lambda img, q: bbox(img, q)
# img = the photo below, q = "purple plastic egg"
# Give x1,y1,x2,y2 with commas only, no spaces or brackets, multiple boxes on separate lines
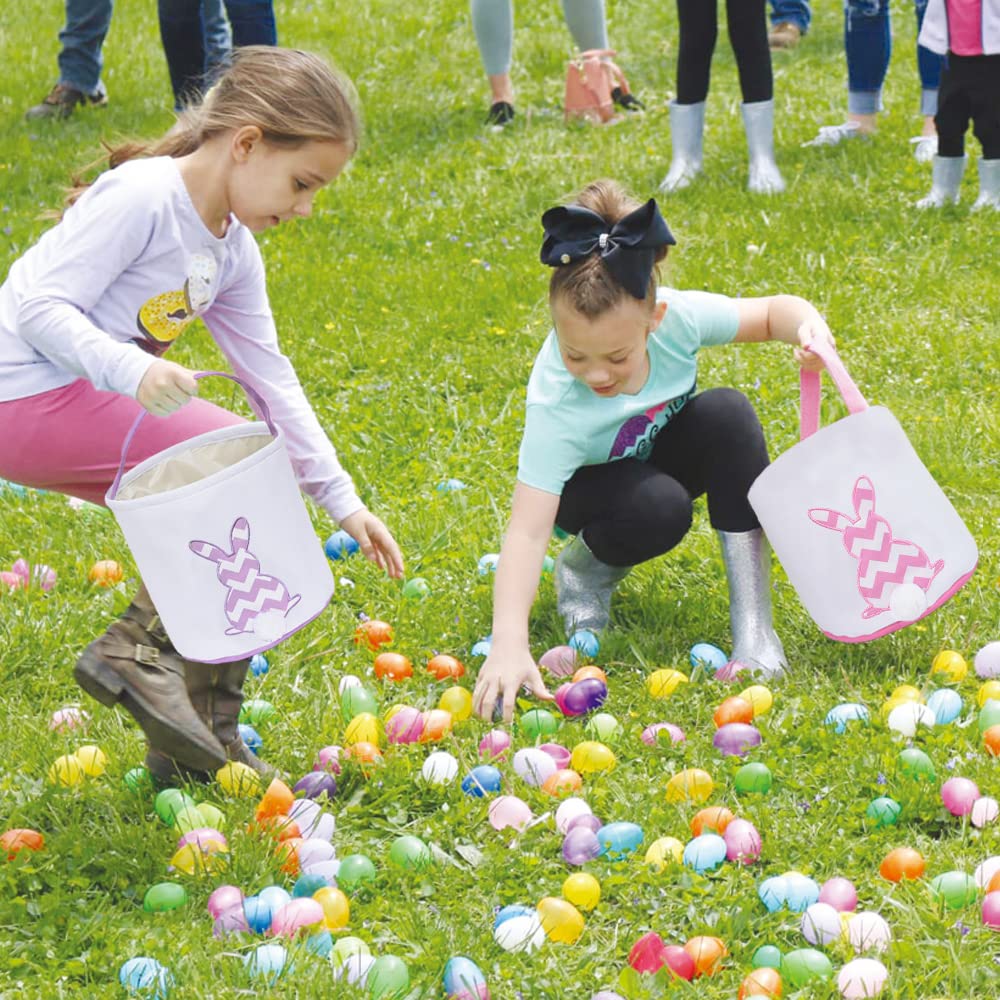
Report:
207,884,244,919
554,683,582,717
562,827,602,866
293,771,337,801
539,645,578,677
563,679,608,716
538,743,572,769
479,730,512,759
712,722,762,757
941,777,980,817
723,818,761,864
566,813,603,835
213,905,249,938
819,876,858,912
386,707,425,744
641,722,686,746
313,745,342,775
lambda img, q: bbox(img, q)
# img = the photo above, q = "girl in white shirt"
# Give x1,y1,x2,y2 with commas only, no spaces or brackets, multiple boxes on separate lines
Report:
0,47,403,782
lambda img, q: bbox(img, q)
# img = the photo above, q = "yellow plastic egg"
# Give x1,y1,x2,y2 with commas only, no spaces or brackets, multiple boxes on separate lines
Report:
932,650,968,683
438,686,473,722
665,768,714,804
314,886,351,930
645,669,689,699
645,836,685,871
890,684,923,703
739,684,773,716
570,740,617,774
344,712,381,747
169,840,227,875
48,754,86,787
537,896,585,944
978,681,1000,707
562,872,601,911
74,744,107,777
216,761,263,797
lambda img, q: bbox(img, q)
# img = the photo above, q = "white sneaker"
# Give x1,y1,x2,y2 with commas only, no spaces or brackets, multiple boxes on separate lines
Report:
803,121,863,147
910,135,938,163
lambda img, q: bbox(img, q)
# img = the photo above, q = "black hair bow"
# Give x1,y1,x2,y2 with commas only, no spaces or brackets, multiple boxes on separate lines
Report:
540,198,676,300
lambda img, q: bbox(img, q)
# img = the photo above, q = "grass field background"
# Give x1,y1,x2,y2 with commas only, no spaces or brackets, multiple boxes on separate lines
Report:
1,1,998,997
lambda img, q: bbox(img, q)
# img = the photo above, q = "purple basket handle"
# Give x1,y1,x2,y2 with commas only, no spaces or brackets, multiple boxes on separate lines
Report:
108,371,278,500
798,338,869,441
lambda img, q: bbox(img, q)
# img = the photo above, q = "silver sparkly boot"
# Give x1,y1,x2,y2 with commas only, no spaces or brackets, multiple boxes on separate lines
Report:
741,99,786,194
973,159,1000,211
917,155,966,208
715,528,787,680
660,101,706,193
554,533,631,654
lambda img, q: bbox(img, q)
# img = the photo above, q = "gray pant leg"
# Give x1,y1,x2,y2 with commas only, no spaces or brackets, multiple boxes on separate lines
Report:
471,0,513,76
561,0,608,51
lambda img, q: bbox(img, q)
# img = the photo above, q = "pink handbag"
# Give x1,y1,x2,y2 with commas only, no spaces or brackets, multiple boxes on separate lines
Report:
564,49,631,124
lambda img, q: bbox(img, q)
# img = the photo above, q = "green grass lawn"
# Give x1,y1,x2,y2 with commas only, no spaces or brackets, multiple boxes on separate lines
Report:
1,1,999,997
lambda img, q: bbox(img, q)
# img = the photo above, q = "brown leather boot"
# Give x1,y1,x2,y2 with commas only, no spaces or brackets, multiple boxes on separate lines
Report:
74,584,227,772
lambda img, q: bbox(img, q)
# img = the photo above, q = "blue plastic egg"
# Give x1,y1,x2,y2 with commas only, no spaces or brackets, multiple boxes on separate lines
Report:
119,956,172,996
759,876,789,912
292,873,329,898
462,765,503,798
596,822,644,858
250,654,270,677
568,629,600,657
683,834,728,873
258,886,292,912
824,703,870,733
243,895,274,935
437,479,467,493
927,688,962,725
477,553,500,575
443,955,488,997
324,529,360,561
471,635,493,657
784,874,821,912
307,930,333,957
690,642,728,672
494,904,536,930
238,723,262,753
244,943,289,981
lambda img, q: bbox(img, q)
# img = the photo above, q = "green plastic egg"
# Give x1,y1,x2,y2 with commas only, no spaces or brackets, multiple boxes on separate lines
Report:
143,881,188,912
735,762,773,794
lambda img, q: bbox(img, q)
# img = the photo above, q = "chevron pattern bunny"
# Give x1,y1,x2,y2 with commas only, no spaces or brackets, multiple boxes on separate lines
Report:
808,476,944,620
189,517,301,636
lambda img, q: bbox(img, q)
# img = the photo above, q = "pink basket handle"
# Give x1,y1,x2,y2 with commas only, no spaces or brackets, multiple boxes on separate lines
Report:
799,338,869,441
108,371,277,500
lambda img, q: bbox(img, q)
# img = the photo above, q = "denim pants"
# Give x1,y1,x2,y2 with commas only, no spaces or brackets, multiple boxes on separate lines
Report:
769,0,811,34
56,0,113,97
845,0,942,116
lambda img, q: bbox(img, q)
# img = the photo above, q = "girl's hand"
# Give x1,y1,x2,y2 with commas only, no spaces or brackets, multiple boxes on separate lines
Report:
794,319,836,372
136,360,198,416
340,508,405,579
473,645,554,724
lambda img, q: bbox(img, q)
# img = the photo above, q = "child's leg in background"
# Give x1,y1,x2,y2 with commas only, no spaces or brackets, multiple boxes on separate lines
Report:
470,0,515,115
918,56,971,207
968,54,1000,209
914,0,941,128
157,0,207,110
845,0,891,128
202,0,233,85
561,0,608,52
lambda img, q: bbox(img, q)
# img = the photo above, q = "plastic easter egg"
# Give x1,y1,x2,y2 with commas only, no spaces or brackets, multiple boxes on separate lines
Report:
537,743,571,770
313,886,350,929
592,993,626,1000
443,956,489,998
641,837,683,873
420,708,453,741
494,904,535,929
684,935,727,977
566,813,602,835
296,839,337,872
819,877,858,912
880,847,926,883
537,896,585,943
516,708,557,741
553,683,578,717
243,895,274,935
313,745,343,775
439,686,472,721
562,827,602,866
982,891,1000,930
646,669,688,699
248,652,269,678
339,674,363,693
344,712,381,747
596,822,643,858
927,688,963,725
471,635,492,657
437,478,468,493
48,754,85,787
887,701,936,737
690,643,728,672
120,956,172,995
217,761,263,797
122,766,152,794
740,685,774,716
932,649,968,683
293,771,337,802
628,931,667,973
972,796,999,828
897,747,935,781
336,952,375,986
49,706,89,732
781,948,833,987
941,776,980,816
373,652,412,682
753,945,783,969
541,769,583,797
723,819,761,864
255,779,295,823
713,722,762,757
237,723,263,755
401,577,431,600
240,698,276,726
976,858,1000,890
341,686,379,722
801,902,842,946
153,789,194,826
324,529,360,561
2,828,44,861
574,665,608,684
171,806,207,835
421,750,459,785
88,559,123,587
665,768,714,804
866,796,901,827
784,873,821,912
930,871,977,909
980,680,1000,706
354,619,393,651
563,679,608,716
213,904,249,939
691,807,734,837
332,935,371,967
270,898,324,937
713,696,754,728
336,854,376,892
539,645,578,677
494,912,545,953
585,712,620,742
511,748,555,787
570,741,616,775
288,798,323,837
389,835,432,871
985,725,1000,759
488,796,533,832
568,629,599,656
478,730,511,760
368,956,410,999
684,833,728,873
846,911,892,953
385,706,423,745
641,722,685,746
563,872,601,910
980,700,1000,733
555,798,593,835
477,553,500,575
975,642,1000,678
735,762,773,794
739,968,781,1000
758,876,788,912
462,765,502,797
825,703,870,733
244,943,288,981
837,957,888,998
292,874,328,899
427,654,466,680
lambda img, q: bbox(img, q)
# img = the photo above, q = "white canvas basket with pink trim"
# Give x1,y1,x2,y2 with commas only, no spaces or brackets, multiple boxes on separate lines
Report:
106,372,334,663
747,340,977,642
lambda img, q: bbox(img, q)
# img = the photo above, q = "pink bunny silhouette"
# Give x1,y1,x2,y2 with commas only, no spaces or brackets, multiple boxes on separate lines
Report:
808,476,944,619
189,516,300,635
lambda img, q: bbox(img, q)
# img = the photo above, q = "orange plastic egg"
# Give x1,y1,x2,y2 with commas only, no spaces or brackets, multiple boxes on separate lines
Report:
690,806,734,837
683,935,727,977
572,666,607,684
987,870,1000,894
254,778,294,822
88,559,124,587
879,846,926,882
739,967,782,999
713,696,754,728
343,741,383,764
373,652,413,681
275,836,302,875
251,815,301,841
353,619,394,651
984,725,1000,756
2,828,45,861
427,654,465,680
542,769,584,797
420,709,453,742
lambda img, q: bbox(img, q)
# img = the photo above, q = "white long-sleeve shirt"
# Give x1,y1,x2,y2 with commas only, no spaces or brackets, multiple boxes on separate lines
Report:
0,156,362,522
919,0,1000,56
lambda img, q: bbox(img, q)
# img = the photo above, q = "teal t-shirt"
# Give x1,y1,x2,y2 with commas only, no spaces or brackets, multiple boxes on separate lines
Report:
517,287,740,496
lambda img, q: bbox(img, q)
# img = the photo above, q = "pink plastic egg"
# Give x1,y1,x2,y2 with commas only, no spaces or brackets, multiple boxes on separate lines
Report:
488,795,533,831
177,827,227,852
538,743,571,770
386,707,425,744
641,722,686,746
972,797,1000,828
801,902,842,946
819,876,858,912
207,884,244,919
539,645,577,677
941,777,980,816
983,891,1000,930
847,911,892,954
313,745,342,775
838,957,888,998
479,730,511,759
269,898,324,937
722,819,761,864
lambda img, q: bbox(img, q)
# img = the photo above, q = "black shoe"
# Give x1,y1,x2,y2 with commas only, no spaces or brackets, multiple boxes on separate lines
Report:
611,87,643,112
486,101,515,126
25,82,108,120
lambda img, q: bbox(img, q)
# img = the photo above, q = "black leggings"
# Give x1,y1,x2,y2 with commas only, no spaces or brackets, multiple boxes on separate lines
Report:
556,388,770,567
676,0,772,105
935,54,1000,159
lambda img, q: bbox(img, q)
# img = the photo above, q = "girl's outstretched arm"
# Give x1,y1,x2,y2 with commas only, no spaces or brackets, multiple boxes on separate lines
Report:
732,295,836,371
473,482,561,724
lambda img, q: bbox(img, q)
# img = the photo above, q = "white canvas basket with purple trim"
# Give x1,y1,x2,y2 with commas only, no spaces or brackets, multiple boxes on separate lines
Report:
106,372,334,663
747,340,977,643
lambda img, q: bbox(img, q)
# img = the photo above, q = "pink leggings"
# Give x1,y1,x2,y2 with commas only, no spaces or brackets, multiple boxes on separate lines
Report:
0,378,244,506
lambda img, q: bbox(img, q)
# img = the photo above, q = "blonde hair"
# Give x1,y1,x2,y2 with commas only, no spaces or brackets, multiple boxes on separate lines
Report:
64,47,360,209
548,179,669,319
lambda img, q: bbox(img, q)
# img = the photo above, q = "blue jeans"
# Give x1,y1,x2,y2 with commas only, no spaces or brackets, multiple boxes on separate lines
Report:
769,0,810,34
845,0,942,116
57,0,113,97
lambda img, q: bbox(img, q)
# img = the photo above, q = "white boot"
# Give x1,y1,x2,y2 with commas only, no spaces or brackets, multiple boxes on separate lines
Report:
973,159,1000,211
660,101,705,192
916,155,966,208
741,99,786,194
